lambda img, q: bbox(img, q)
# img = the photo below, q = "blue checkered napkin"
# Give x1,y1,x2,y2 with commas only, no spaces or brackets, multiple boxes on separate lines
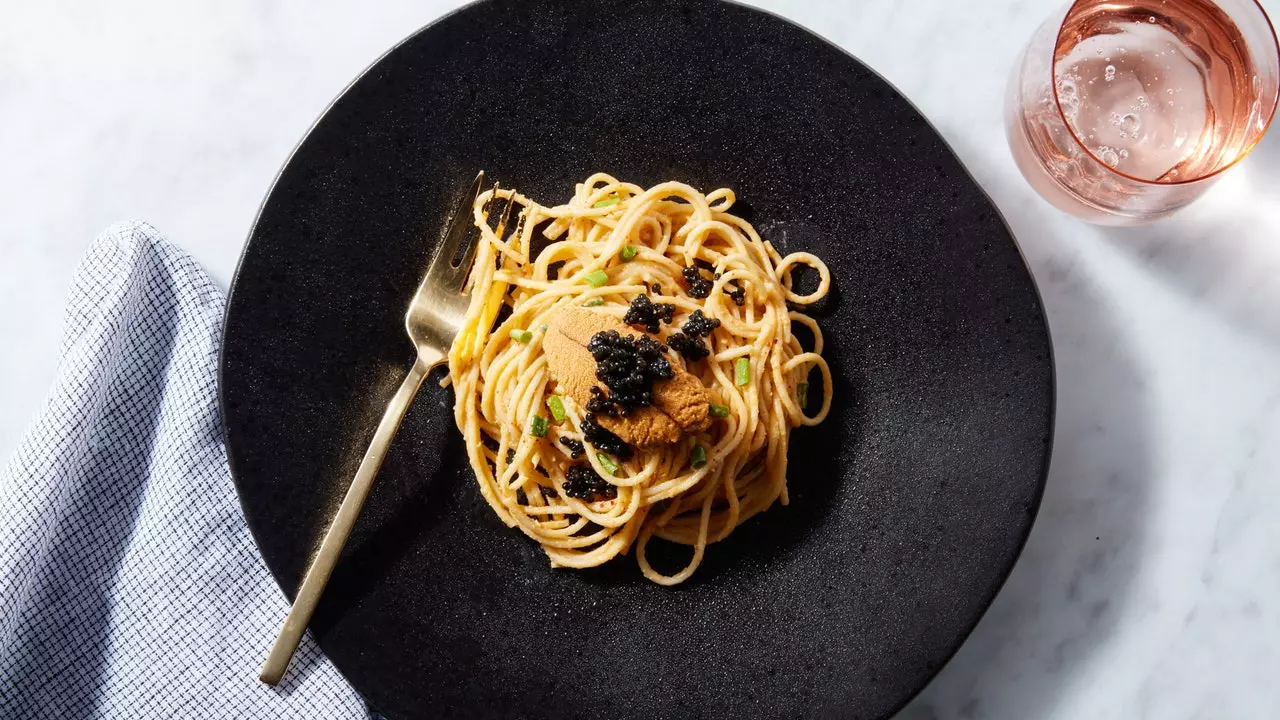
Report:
0,222,374,718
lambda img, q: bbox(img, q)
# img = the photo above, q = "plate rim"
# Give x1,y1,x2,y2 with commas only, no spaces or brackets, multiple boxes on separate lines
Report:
218,0,1057,716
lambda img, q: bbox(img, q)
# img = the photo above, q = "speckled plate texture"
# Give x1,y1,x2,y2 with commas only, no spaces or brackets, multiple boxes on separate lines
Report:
220,0,1055,718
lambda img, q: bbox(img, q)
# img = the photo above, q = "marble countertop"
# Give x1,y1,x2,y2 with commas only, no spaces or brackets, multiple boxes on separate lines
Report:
3,0,1278,717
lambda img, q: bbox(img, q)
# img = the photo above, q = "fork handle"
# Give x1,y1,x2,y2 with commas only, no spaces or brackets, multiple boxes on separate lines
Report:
259,350,438,685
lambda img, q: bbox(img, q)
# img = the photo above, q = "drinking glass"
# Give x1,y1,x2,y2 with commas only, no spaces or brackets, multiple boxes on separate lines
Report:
1007,0,1280,225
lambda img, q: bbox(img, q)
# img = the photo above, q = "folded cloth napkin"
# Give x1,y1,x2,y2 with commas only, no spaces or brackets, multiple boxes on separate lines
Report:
0,223,375,718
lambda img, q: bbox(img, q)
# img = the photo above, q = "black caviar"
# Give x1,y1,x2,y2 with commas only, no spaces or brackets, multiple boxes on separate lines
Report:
586,330,674,415
668,310,721,361
623,294,676,334
586,386,619,416
682,266,713,299
683,309,721,338
563,465,618,502
668,332,710,361
559,437,585,459
580,414,633,460
650,283,662,295
726,280,747,306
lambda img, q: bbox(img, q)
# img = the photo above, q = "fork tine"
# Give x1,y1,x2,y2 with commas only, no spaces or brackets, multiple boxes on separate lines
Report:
451,181,502,281
454,179,521,287
427,170,486,276
493,186,516,240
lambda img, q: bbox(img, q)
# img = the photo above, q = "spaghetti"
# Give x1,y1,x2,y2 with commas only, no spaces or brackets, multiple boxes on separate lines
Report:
447,174,832,585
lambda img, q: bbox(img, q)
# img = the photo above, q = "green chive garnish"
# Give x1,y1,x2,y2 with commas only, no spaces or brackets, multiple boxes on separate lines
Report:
581,298,605,307
734,357,750,387
708,403,730,418
596,453,619,476
593,197,620,208
690,445,708,469
546,395,567,423
529,414,548,438
510,328,533,343
620,245,638,262
583,269,609,287
797,382,809,410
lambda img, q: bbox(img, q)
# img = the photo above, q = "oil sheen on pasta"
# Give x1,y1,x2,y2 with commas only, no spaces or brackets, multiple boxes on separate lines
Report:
446,175,831,585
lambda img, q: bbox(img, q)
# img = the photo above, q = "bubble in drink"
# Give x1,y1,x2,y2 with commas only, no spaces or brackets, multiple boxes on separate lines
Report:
1104,65,1116,81
1148,16,1156,22
1120,149,1130,159
1097,146,1121,167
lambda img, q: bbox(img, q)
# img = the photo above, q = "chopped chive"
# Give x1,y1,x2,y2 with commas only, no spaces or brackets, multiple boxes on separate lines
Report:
581,298,605,307
734,357,751,387
797,382,809,410
538,323,549,332
529,414,548,438
592,197,620,208
546,395,567,423
708,403,730,418
596,452,619,476
690,445,708,469
619,245,638,262
583,269,609,287
509,328,533,343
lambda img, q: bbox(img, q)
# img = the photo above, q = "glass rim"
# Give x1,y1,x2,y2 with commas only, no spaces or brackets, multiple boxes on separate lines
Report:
1049,0,1280,187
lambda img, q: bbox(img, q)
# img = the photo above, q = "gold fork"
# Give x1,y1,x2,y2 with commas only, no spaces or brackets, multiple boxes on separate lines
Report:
259,170,513,684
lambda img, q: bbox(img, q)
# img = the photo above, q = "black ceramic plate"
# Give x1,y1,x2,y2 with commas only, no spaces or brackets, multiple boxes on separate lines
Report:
221,1,1054,718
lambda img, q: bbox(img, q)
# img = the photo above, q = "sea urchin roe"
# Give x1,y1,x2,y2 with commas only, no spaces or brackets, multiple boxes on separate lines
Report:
682,266,713,299
623,294,676,334
559,436,586,459
586,330,674,415
543,306,713,447
580,414,633,460
563,464,617,501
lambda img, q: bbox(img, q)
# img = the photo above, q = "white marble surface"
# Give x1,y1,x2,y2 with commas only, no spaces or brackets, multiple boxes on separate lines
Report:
3,0,1279,717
